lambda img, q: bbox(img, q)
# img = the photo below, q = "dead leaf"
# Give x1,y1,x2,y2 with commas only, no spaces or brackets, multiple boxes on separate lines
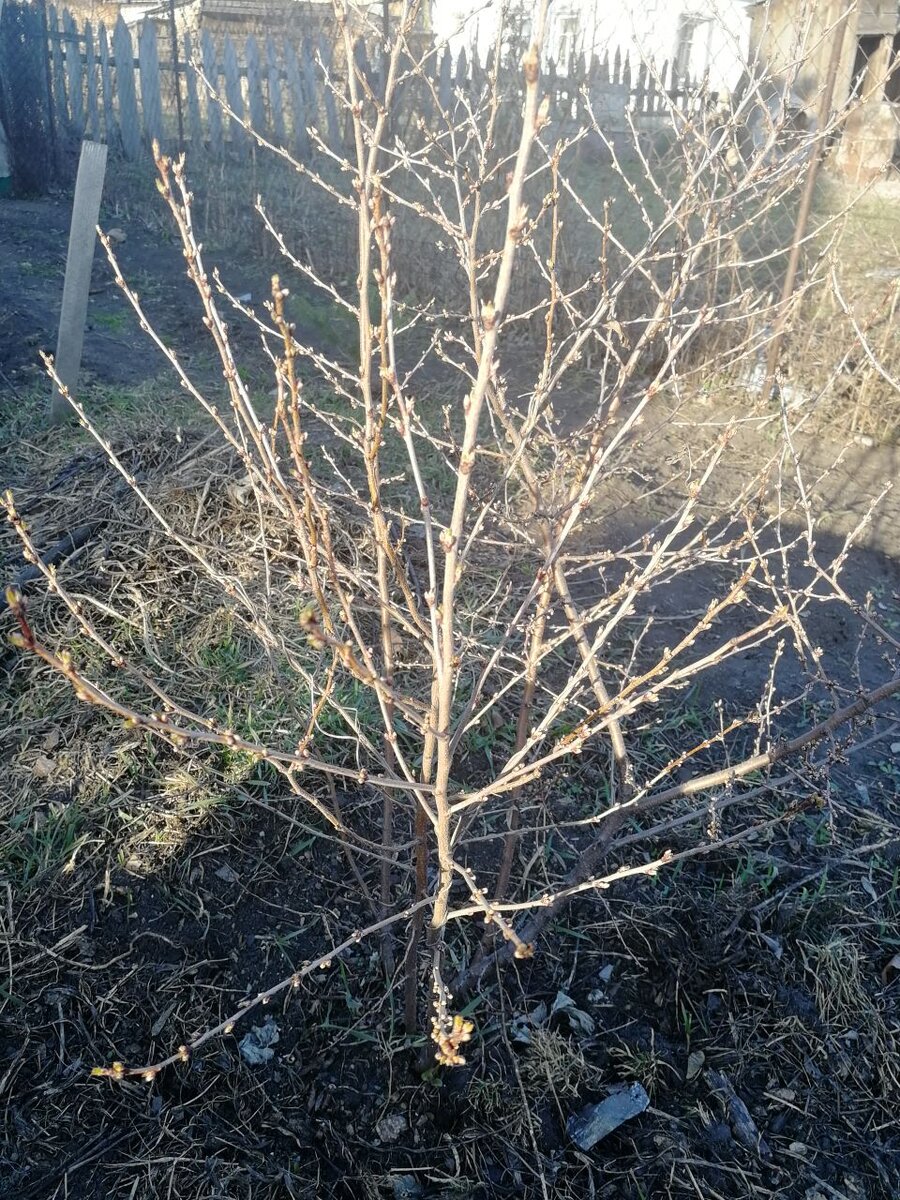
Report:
42,728,61,752
226,477,254,507
686,1050,705,1080
150,1001,177,1038
32,755,55,779
238,1019,280,1065
758,931,783,960
550,991,595,1037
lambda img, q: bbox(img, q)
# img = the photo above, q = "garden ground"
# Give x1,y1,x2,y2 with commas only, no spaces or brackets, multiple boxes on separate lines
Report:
1,173,899,1199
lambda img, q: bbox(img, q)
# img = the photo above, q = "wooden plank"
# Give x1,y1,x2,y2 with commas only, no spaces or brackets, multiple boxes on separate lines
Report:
138,19,163,147
391,46,410,130
454,45,467,97
201,31,222,157
651,62,662,112
416,46,435,127
353,36,373,92
50,140,108,424
438,45,451,112
470,43,485,100
284,38,309,158
113,17,140,159
300,36,317,117
245,34,266,136
98,23,116,146
84,21,100,141
318,34,341,152
184,32,204,152
49,6,68,132
266,35,285,146
658,59,670,111
635,59,647,114
222,35,245,152
63,8,83,134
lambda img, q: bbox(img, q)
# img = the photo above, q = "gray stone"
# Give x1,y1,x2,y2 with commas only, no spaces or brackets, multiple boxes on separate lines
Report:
567,1082,650,1150
391,1175,423,1199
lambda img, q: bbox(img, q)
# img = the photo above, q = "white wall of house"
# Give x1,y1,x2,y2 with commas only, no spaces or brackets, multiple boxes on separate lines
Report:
433,0,752,91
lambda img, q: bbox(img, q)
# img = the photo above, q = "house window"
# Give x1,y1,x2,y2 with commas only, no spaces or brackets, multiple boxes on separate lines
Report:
851,32,900,104
556,13,580,71
674,13,707,85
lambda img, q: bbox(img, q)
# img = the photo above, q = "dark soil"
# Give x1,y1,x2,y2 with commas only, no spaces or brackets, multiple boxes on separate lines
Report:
1,185,898,1200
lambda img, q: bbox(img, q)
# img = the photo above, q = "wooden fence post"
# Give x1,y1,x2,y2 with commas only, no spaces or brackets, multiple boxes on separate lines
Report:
297,37,315,134
265,34,285,146
184,32,203,153
284,38,309,158
635,59,647,115
658,60,671,112
318,34,341,153
84,20,99,140
222,35,245,153
50,139,108,423
438,45,451,112
200,31,222,157
454,44,467,104
245,34,265,136
62,8,83,133
138,19,163,147
113,16,140,158
98,21,116,146
48,6,66,132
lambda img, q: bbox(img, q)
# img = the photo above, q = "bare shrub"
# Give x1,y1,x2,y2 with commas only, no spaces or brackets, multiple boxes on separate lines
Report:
5,0,899,1081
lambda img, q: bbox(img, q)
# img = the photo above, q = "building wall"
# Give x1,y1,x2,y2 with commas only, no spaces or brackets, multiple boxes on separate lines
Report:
61,0,148,33
434,1,750,91
747,0,861,111
858,0,899,38
749,1,900,174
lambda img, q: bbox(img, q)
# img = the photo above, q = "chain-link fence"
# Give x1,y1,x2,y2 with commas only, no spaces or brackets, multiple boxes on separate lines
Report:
2,0,899,436
0,0,759,184
2,3,898,183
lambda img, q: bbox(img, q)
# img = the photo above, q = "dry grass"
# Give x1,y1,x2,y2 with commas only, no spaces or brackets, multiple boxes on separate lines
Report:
3,410,898,1197
117,129,900,448
3,10,900,1193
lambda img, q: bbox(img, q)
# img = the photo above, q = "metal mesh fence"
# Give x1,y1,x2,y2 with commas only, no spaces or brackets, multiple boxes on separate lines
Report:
1,1,899,436
0,2,894,190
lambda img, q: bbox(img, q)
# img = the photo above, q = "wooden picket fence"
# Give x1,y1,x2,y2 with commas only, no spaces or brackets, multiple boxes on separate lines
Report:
38,5,703,165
